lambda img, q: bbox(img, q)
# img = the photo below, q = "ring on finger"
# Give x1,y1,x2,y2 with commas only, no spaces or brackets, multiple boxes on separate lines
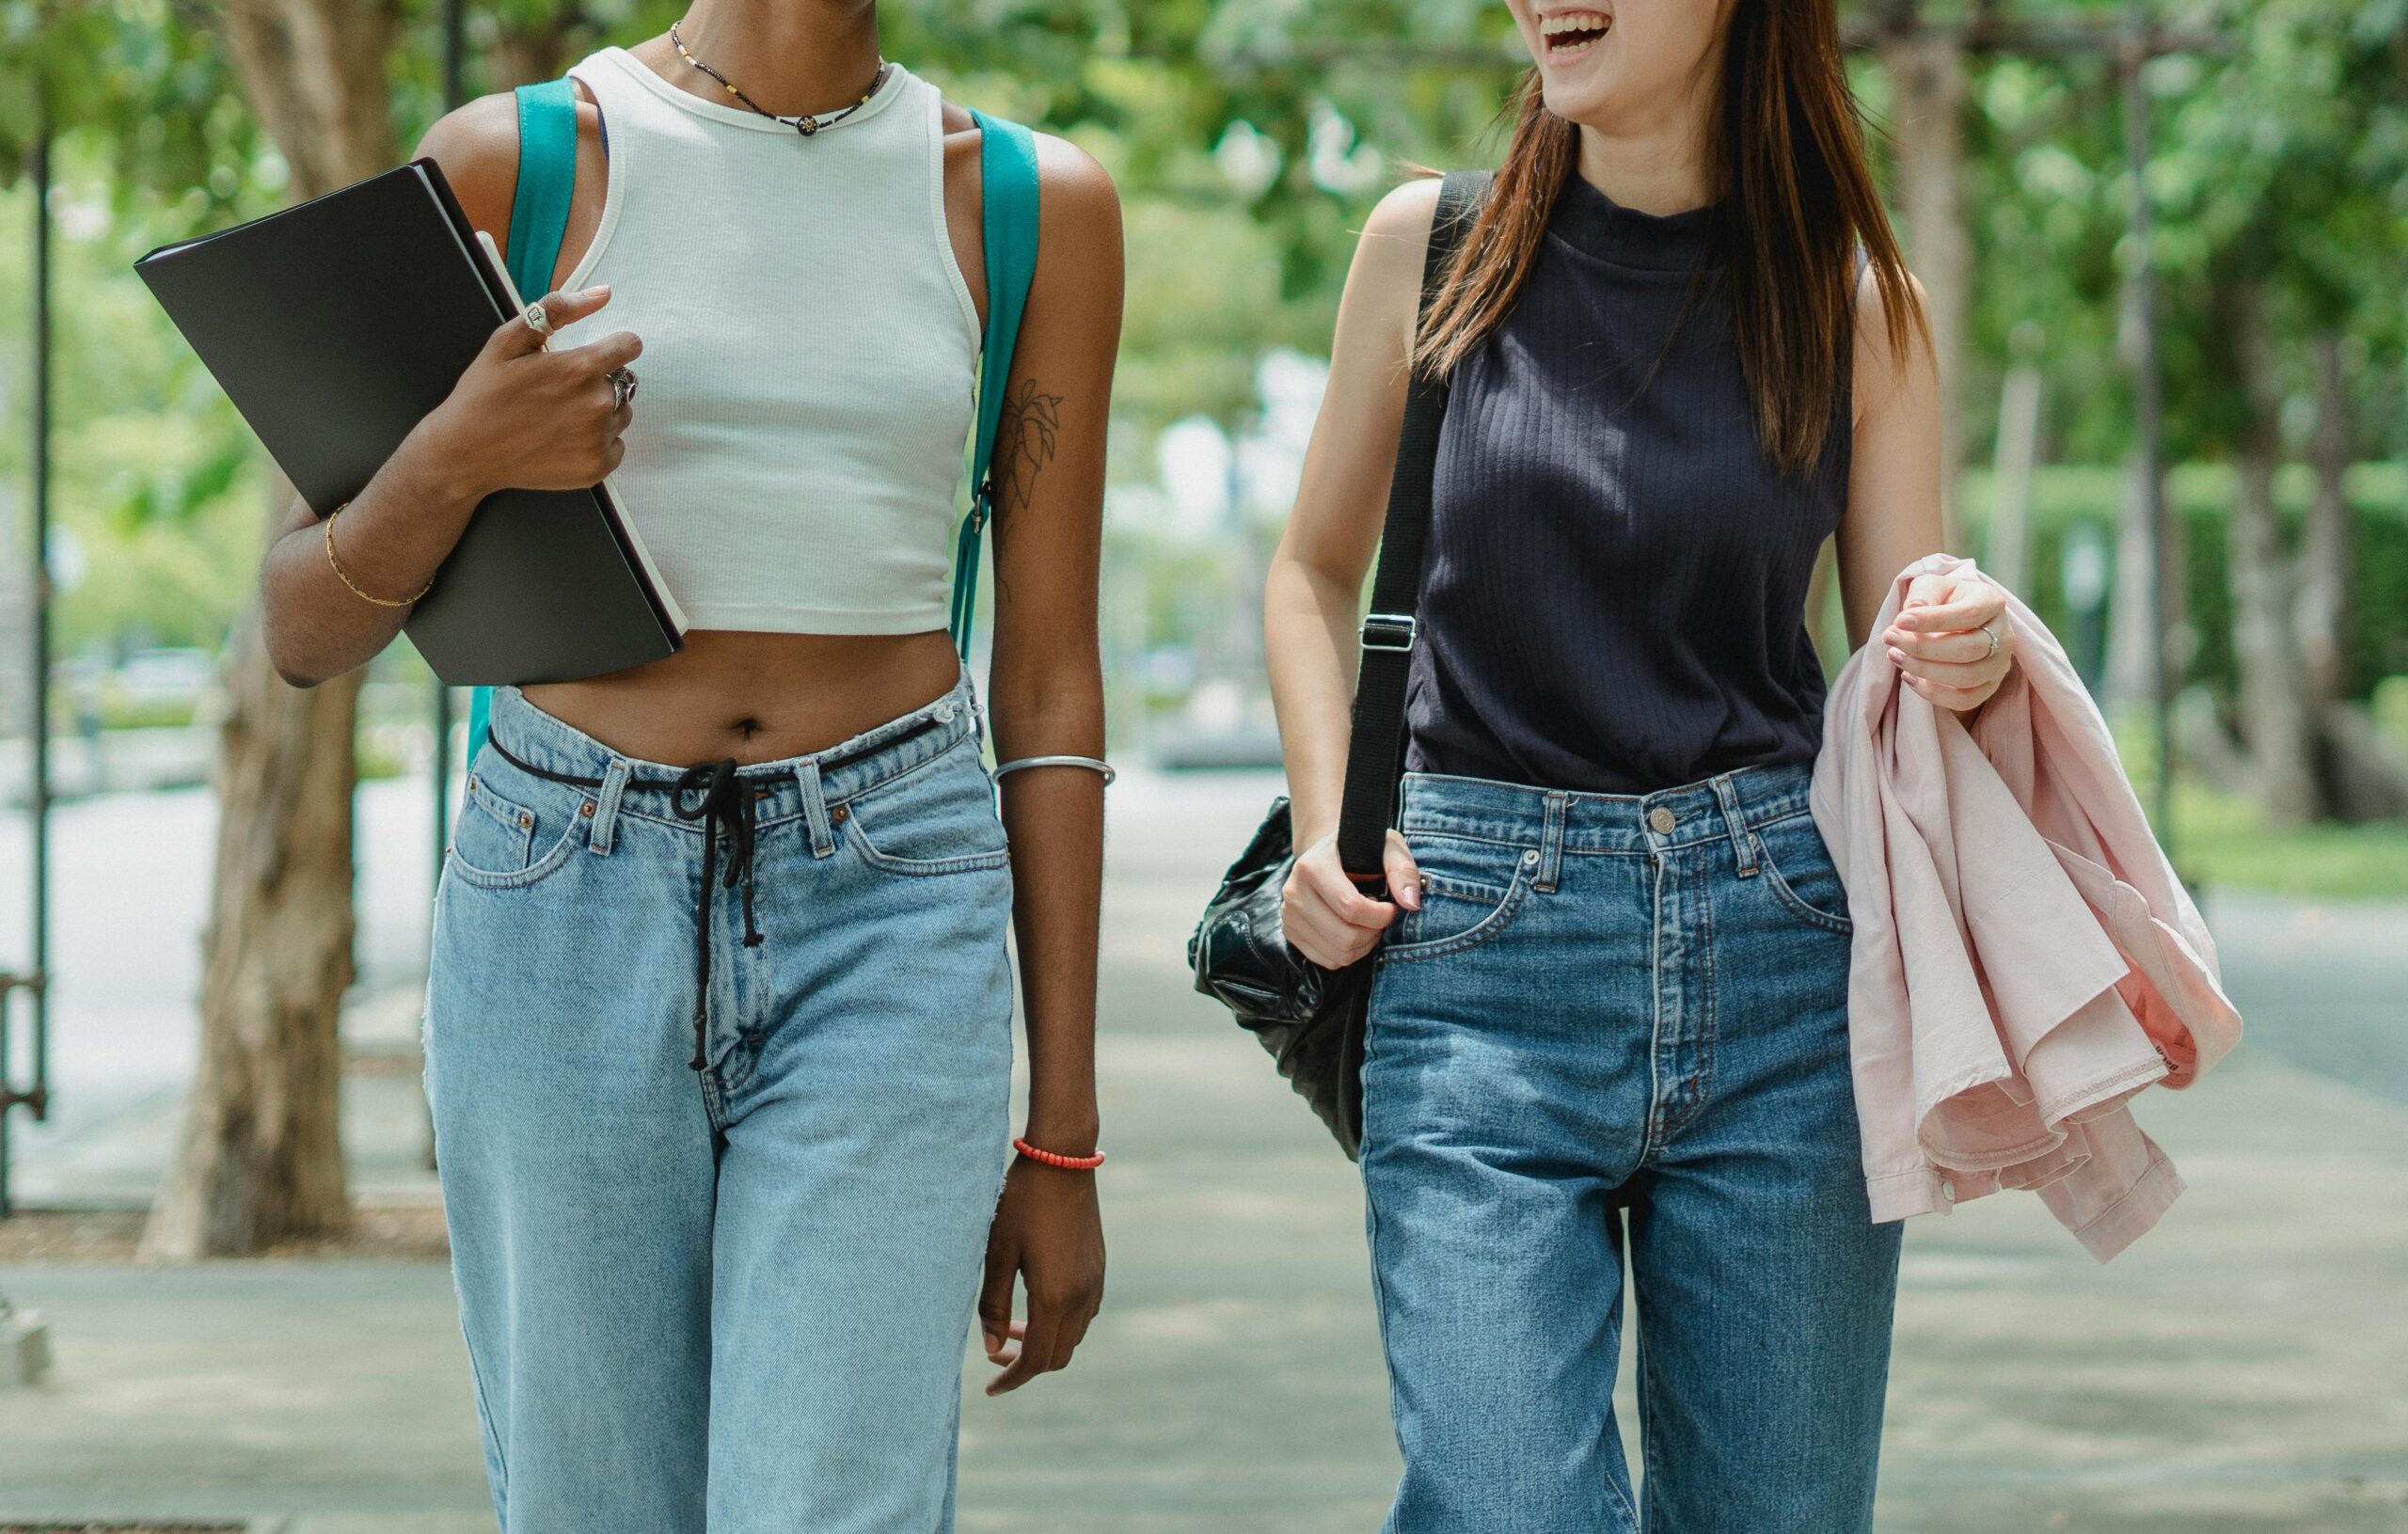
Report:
608,365,637,411
522,300,552,337
1981,621,2003,660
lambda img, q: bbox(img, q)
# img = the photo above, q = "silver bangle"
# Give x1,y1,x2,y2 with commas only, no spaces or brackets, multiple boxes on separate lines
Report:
991,754,1117,786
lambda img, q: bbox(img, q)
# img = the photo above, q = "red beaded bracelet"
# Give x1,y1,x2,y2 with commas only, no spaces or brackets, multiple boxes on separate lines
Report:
1012,1135,1105,1171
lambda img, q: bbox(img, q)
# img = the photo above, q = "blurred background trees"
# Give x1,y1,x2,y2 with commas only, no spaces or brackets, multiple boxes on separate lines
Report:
3,0,2404,1248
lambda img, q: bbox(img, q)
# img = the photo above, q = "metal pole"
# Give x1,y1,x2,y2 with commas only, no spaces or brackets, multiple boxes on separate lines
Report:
4,124,57,1219
432,0,466,910
2121,10,2177,858
442,0,465,106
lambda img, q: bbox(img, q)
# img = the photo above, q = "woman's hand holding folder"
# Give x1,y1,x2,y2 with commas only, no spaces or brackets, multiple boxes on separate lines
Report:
415,283,642,503
256,283,642,687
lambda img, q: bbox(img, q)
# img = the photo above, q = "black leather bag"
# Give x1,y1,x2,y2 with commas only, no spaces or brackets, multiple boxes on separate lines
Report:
1186,172,1485,1161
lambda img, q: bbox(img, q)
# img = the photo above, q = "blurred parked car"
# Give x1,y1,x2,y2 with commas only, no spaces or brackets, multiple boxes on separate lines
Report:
101,647,227,729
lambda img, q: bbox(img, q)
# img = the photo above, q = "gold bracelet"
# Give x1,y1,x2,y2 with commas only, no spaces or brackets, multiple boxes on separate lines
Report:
324,500,435,608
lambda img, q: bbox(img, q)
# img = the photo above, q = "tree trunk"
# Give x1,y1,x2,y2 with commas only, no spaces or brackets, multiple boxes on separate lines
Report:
140,0,398,1259
142,600,363,1257
2297,334,2408,822
2106,39,2184,729
1877,27,1972,551
2221,285,2321,830
1986,353,2044,594
2297,334,2354,720
482,8,591,94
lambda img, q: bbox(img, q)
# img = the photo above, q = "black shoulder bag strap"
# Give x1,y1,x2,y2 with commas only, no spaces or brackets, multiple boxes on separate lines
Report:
1334,169,1488,888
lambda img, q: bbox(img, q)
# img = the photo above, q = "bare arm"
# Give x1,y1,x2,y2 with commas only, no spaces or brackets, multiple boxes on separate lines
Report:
1838,265,2015,708
1261,178,1440,969
974,134,1121,1396
259,94,639,686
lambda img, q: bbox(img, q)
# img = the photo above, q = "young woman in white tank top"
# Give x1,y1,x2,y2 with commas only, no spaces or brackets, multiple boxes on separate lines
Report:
253,3,1123,1526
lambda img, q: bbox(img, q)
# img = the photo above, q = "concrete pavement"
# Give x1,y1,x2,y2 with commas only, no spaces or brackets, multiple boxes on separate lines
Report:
2,767,2405,1531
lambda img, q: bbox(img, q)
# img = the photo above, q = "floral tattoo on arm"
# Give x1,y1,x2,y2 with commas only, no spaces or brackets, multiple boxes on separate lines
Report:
990,378,1063,529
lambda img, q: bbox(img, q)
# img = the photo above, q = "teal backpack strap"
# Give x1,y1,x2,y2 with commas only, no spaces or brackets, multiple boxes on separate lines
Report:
464,77,580,770
949,110,1042,657
505,77,579,307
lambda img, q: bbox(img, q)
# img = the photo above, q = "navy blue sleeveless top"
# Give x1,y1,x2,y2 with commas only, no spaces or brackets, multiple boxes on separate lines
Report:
1404,172,1853,796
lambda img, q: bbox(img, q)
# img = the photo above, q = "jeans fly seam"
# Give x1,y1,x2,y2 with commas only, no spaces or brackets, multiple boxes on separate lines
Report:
1675,850,1718,1139
695,1052,730,1135
1641,849,1668,1165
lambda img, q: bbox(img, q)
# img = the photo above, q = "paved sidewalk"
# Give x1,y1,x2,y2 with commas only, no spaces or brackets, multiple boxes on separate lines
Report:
3,768,2405,1532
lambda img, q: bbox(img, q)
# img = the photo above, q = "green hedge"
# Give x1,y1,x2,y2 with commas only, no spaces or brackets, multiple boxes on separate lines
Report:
1956,463,2408,701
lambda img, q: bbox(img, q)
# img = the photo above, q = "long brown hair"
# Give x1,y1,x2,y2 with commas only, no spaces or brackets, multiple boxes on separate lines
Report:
1413,2,1925,476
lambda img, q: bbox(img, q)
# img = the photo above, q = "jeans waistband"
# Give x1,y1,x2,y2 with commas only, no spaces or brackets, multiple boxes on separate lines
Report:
483,669,983,830
1398,761,1816,862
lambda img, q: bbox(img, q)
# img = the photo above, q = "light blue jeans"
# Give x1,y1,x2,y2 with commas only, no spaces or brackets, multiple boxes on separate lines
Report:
1362,764,1902,1533
423,674,1015,1534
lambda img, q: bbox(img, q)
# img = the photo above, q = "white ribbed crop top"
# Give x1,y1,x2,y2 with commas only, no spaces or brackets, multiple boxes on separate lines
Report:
543,46,980,634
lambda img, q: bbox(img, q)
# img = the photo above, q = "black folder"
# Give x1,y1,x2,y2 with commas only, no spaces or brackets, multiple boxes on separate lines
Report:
134,158,685,686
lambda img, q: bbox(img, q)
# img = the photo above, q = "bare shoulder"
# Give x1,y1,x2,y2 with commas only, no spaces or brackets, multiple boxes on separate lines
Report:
1032,131,1121,241
1367,175,1443,245
1853,259,1932,350
935,110,1121,270
411,91,524,240
1031,134,1122,308
1334,176,1443,356
1354,176,1442,296
1852,258,1936,423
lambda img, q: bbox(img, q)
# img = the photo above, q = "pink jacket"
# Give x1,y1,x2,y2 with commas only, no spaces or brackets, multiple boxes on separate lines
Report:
1810,554,2242,1261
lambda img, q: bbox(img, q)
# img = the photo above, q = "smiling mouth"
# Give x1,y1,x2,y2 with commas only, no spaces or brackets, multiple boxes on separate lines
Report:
1539,8,1610,58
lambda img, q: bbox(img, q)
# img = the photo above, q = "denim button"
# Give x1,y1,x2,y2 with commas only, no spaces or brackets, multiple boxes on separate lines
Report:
1648,807,1677,834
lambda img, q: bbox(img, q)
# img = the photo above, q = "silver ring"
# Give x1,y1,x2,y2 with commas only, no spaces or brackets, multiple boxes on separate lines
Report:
1982,622,2003,660
608,366,637,411
522,301,552,338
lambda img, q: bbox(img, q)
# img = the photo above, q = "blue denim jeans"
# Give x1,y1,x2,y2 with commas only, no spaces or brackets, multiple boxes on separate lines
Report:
1362,764,1901,1534
423,674,1015,1534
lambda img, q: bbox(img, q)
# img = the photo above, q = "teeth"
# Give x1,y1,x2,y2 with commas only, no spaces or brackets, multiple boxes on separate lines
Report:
1541,9,1609,38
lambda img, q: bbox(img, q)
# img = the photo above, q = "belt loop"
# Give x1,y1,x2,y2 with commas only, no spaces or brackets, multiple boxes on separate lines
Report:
797,758,836,859
588,758,630,855
1536,791,1568,894
1710,773,1758,878
958,663,985,745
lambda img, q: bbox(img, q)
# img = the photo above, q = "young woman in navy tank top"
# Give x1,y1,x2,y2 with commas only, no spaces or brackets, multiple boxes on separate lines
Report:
1267,3,2017,1529
253,2,1120,1526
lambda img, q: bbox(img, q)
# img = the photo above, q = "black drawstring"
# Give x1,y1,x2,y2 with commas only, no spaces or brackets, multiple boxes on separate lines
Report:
476,706,951,1074
668,758,765,1070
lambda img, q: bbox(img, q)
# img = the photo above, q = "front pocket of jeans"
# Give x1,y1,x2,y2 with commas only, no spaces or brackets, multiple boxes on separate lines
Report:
1380,834,1538,963
444,761,585,890
1751,818,1854,935
841,749,1012,877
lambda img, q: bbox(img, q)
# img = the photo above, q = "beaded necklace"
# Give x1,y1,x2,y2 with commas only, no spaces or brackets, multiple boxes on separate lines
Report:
667,19,891,137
